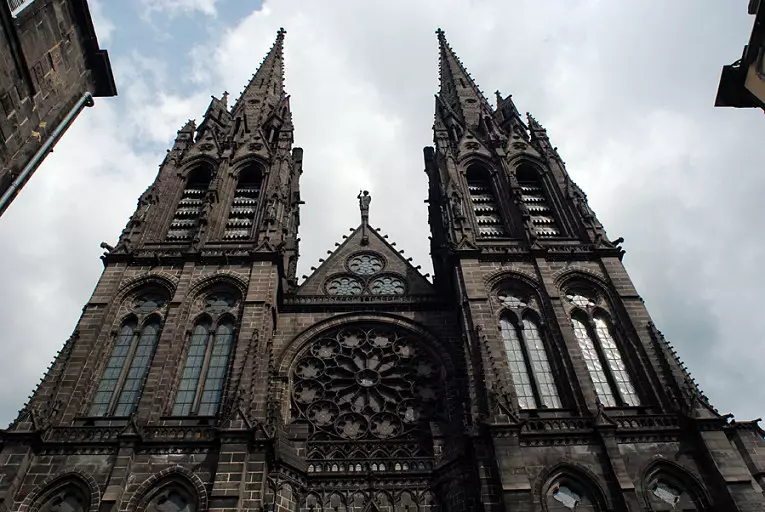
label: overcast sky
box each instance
[0,0,763,426]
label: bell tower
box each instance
[425,29,765,512]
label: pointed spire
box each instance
[231,28,287,129]
[436,28,492,127]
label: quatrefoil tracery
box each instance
[292,327,443,440]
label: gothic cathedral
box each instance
[1,28,763,512]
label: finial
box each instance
[358,190,371,245]
[436,28,445,37]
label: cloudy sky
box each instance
[0,0,763,426]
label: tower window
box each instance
[567,289,639,407]
[223,165,261,240]
[89,318,161,417]
[517,165,561,237]
[499,315,561,409]
[167,167,211,241]
[466,164,506,237]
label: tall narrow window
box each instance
[90,319,161,416]
[173,291,239,416]
[467,164,506,237]
[167,168,211,241]
[224,165,261,240]
[497,289,561,409]
[517,165,560,237]
[567,289,640,408]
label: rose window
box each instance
[327,276,363,295]
[291,327,443,440]
[565,289,598,308]
[498,289,527,308]
[370,276,406,295]
[348,253,383,275]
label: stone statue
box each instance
[358,190,371,221]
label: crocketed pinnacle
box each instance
[436,28,493,127]
[231,28,287,127]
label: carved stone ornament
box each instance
[512,141,528,151]
[248,142,263,151]
[464,141,480,151]
[291,326,444,441]
[199,143,214,152]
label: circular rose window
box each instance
[497,289,527,308]
[327,276,363,295]
[291,327,443,440]
[370,276,405,295]
[348,253,384,275]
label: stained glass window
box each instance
[205,293,236,314]
[135,293,166,314]
[500,317,535,409]
[172,319,235,416]
[370,276,405,295]
[198,321,234,415]
[327,276,363,295]
[566,290,597,308]
[499,317,561,409]
[593,316,639,406]
[348,253,383,275]
[89,318,160,417]
[523,318,562,408]
[572,317,616,406]
[113,321,160,416]
[172,321,211,416]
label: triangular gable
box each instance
[297,225,434,297]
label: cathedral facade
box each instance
[1,28,764,512]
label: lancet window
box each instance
[89,290,168,416]
[565,287,640,407]
[496,287,561,409]
[35,480,91,512]
[223,164,262,240]
[517,164,560,237]
[466,164,506,237]
[544,474,604,511]
[167,167,211,241]
[172,290,239,416]
[644,464,709,511]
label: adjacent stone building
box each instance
[0,0,115,216]
[1,28,763,512]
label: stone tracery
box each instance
[291,326,444,441]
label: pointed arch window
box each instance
[173,291,238,416]
[167,167,211,241]
[224,164,262,240]
[89,317,161,417]
[500,315,561,409]
[466,164,506,237]
[497,288,561,409]
[517,164,560,237]
[567,290,640,407]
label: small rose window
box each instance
[498,289,527,308]
[348,253,383,275]
[327,276,363,295]
[370,276,405,295]
[565,289,598,308]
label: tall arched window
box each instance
[89,290,167,417]
[643,464,710,511]
[497,288,561,409]
[566,288,640,407]
[223,164,262,240]
[466,164,506,237]
[543,473,606,511]
[167,167,211,241]
[34,479,91,512]
[172,291,238,416]
[517,164,560,237]
[90,318,162,416]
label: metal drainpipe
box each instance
[0,91,95,218]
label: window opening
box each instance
[467,165,506,237]
[167,168,210,241]
[223,165,261,240]
[517,165,560,237]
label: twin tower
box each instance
[0,29,763,512]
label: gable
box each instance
[297,225,435,297]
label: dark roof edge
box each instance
[70,0,117,97]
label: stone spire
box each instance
[436,28,493,128]
[230,28,287,135]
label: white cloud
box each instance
[0,0,764,426]
[139,0,219,18]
